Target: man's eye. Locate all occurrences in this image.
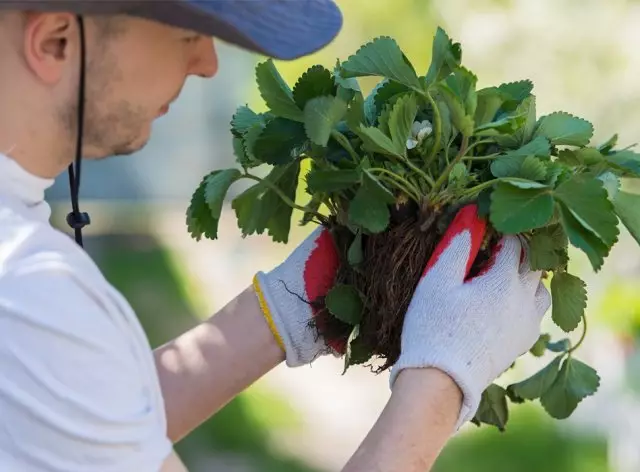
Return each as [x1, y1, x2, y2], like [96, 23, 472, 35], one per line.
[183, 36, 201, 44]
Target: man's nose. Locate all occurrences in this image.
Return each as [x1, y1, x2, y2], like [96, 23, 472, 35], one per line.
[190, 38, 219, 78]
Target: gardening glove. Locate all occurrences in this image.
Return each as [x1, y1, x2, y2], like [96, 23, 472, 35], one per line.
[389, 204, 551, 430]
[253, 226, 342, 367]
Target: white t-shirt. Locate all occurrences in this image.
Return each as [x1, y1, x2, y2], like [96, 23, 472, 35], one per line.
[0, 153, 172, 471]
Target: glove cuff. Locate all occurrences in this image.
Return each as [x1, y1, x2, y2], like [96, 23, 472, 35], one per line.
[252, 274, 286, 352]
[253, 271, 327, 367]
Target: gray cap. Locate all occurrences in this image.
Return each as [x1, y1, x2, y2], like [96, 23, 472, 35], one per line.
[0, 0, 343, 60]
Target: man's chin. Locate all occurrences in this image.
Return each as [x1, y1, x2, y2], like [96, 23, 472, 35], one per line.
[86, 135, 151, 160]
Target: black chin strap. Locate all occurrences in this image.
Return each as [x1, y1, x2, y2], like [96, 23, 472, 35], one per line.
[66, 15, 91, 247]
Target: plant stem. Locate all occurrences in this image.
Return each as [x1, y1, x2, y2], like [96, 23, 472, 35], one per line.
[463, 153, 500, 161]
[464, 138, 495, 156]
[242, 173, 323, 217]
[331, 129, 360, 162]
[369, 167, 421, 202]
[422, 90, 442, 169]
[430, 134, 470, 195]
[568, 315, 588, 355]
[404, 159, 435, 188]
[457, 178, 500, 200]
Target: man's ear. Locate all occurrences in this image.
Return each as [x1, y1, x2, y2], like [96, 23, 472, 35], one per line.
[22, 12, 78, 85]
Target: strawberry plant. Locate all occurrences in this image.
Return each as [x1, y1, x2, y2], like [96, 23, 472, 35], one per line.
[186, 27, 640, 430]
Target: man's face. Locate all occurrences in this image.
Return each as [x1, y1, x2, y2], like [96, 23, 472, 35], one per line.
[79, 16, 219, 158]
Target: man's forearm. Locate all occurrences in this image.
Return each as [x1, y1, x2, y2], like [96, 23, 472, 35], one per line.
[154, 284, 284, 443]
[342, 368, 462, 472]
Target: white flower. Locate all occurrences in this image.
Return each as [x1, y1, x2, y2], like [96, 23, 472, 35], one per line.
[406, 119, 433, 149]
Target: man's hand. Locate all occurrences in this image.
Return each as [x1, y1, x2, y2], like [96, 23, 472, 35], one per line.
[253, 226, 342, 366]
[341, 204, 551, 472]
[390, 204, 551, 428]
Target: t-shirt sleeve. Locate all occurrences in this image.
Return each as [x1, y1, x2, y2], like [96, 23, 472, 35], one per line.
[0, 260, 173, 472]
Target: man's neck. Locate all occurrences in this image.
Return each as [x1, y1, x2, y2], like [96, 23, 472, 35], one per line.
[0, 126, 72, 180]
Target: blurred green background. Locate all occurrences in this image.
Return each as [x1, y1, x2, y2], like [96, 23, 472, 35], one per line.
[48, 0, 640, 470]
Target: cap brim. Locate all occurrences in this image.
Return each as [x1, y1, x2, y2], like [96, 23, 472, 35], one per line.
[131, 0, 343, 60]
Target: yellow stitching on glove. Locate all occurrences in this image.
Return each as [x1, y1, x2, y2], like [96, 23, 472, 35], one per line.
[253, 274, 285, 352]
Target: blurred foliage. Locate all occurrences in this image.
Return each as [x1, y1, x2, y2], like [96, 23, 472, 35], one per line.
[434, 405, 610, 472]
[90, 234, 321, 472]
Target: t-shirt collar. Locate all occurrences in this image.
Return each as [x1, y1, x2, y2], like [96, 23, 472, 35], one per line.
[0, 152, 55, 220]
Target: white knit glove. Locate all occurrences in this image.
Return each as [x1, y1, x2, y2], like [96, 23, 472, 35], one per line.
[389, 204, 551, 430]
[253, 226, 344, 367]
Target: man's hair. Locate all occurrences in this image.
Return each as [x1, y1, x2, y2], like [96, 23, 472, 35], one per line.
[92, 15, 128, 39]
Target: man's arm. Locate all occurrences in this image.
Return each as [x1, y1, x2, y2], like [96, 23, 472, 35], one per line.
[154, 284, 285, 443]
[342, 368, 461, 472]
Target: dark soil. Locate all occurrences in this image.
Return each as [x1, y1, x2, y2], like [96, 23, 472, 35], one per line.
[309, 200, 499, 373]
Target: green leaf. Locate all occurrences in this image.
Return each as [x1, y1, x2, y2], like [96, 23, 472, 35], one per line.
[363, 80, 387, 126]
[529, 333, 552, 357]
[508, 356, 562, 400]
[528, 225, 568, 271]
[306, 168, 361, 193]
[471, 384, 509, 432]
[326, 284, 364, 325]
[533, 111, 594, 146]
[340, 36, 421, 89]
[255, 59, 303, 121]
[512, 95, 537, 145]
[425, 27, 462, 87]
[575, 147, 604, 165]
[436, 82, 475, 136]
[501, 178, 549, 189]
[231, 162, 300, 243]
[437, 98, 453, 148]
[377, 101, 394, 136]
[490, 183, 554, 233]
[303, 96, 348, 146]
[186, 169, 242, 241]
[356, 125, 403, 158]
[598, 133, 618, 154]
[388, 92, 418, 155]
[373, 79, 411, 116]
[204, 169, 242, 218]
[544, 161, 567, 187]
[474, 87, 504, 126]
[448, 162, 468, 185]
[243, 122, 267, 165]
[349, 171, 395, 233]
[554, 175, 619, 247]
[604, 149, 640, 176]
[519, 156, 547, 181]
[613, 190, 640, 246]
[186, 175, 218, 241]
[334, 58, 361, 90]
[343, 324, 372, 373]
[557, 201, 609, 271]
[540, 357, 600, 420]
[490, 136, 551, 178]
[497, 80, 534, 105]
[253, 118, 308, 165]
[346, 91, 366, 133]
[348, 230, 364, 266]
[477, 188, 492, 218]
[232, 137, 256, 169]
[444, 66, 478, 116]
[292, 65, 337, 109]
[550, 272, 587, 332]
[231, 105, 263, 137]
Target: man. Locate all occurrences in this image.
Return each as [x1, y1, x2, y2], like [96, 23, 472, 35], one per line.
[0, 2, 551, 471]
